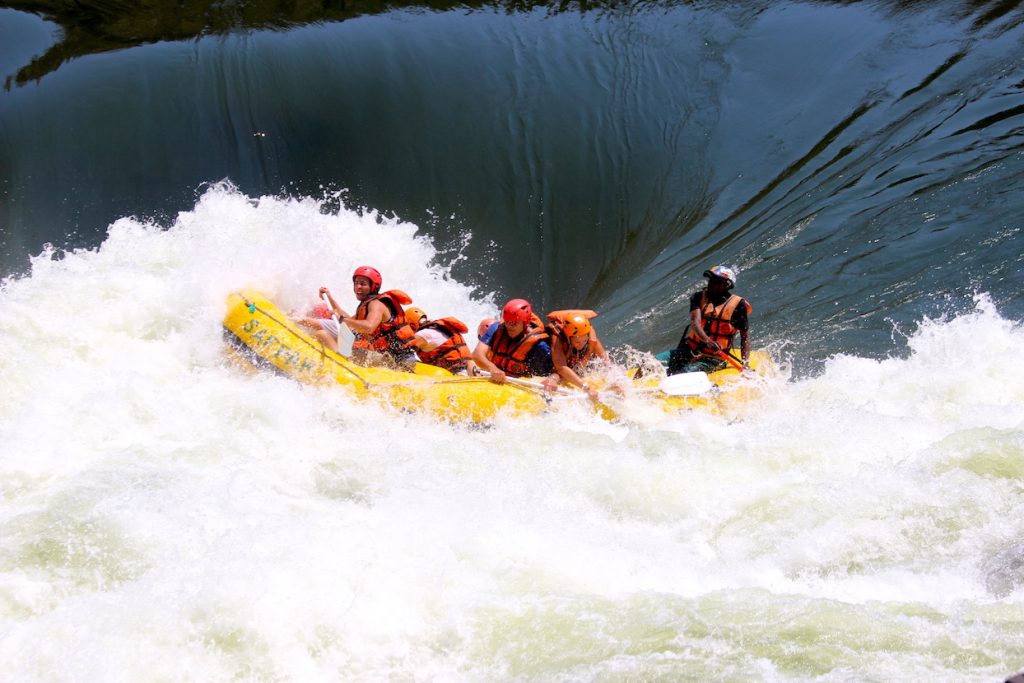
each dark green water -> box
[2,1,1022,364]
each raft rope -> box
[240,296,374,390]
[235,295,711,405]
[236,296,548,399]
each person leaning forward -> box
[473,298,553,383]
[541,310,615,401]
[404,306,479,376]
[302,265,418,371]
[667,265,751,375]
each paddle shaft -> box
[477,370,564,394]
[490,372,620,418]
[698,348,744,371]
[321,292,341,326]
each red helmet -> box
[502,298,533,323]
[352,266,382,291]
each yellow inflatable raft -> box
[222,291,771,422]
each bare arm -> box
[548,341,599,400]
[342,299,388,336]
[551,342,585,388]
[410,332,431,351]
[472,340,505,383]
[319,286,347,319]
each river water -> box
[1,1,1023,680]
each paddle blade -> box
[660,372,714,396]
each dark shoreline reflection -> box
[3,0,1020,88]
[3,0,648,88]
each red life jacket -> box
[351,289,417,356]
[487,321,548,377]
[416,317,472,373]
[685,292,752,352]
[546,309,598,372]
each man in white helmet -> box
[667,265,752,375]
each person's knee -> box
[667,348,690,375]
[682,357,726,374]
[313,330,337,349]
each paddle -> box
[476,370,551,391]
[712,349,745,371]
[523,376,619,421]
[658,371,714,396]
[477,371,618,420]
[477,371,580,398]
[321,292,340,325]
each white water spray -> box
[1,186,1022,682]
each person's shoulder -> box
[418,327,447,342]
[480,322,500,343]
[731,295,751,327]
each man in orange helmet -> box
[301,265,418,370]
[667,265,751,375]
[541,310,613,401]
[404,306,479,376]
[473,298,553,383]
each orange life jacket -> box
[351,289,417,356]
[562,339,594,371]
[685,292,752,352]
[416,317,472,373]
[487,321,549,377]
[546,309,598,372]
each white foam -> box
[1,185,1022,681]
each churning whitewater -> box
[1,186,1023,681]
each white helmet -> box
[703,265,737,288]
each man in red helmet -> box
[472,298,553,382]
[667,264,752,375]
[302,265,418,369]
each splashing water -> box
[1,186,1022,681]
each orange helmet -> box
[562,313,592,338]
[352,266,382,291]
[502,298,533,323]
[404,306,428,330]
